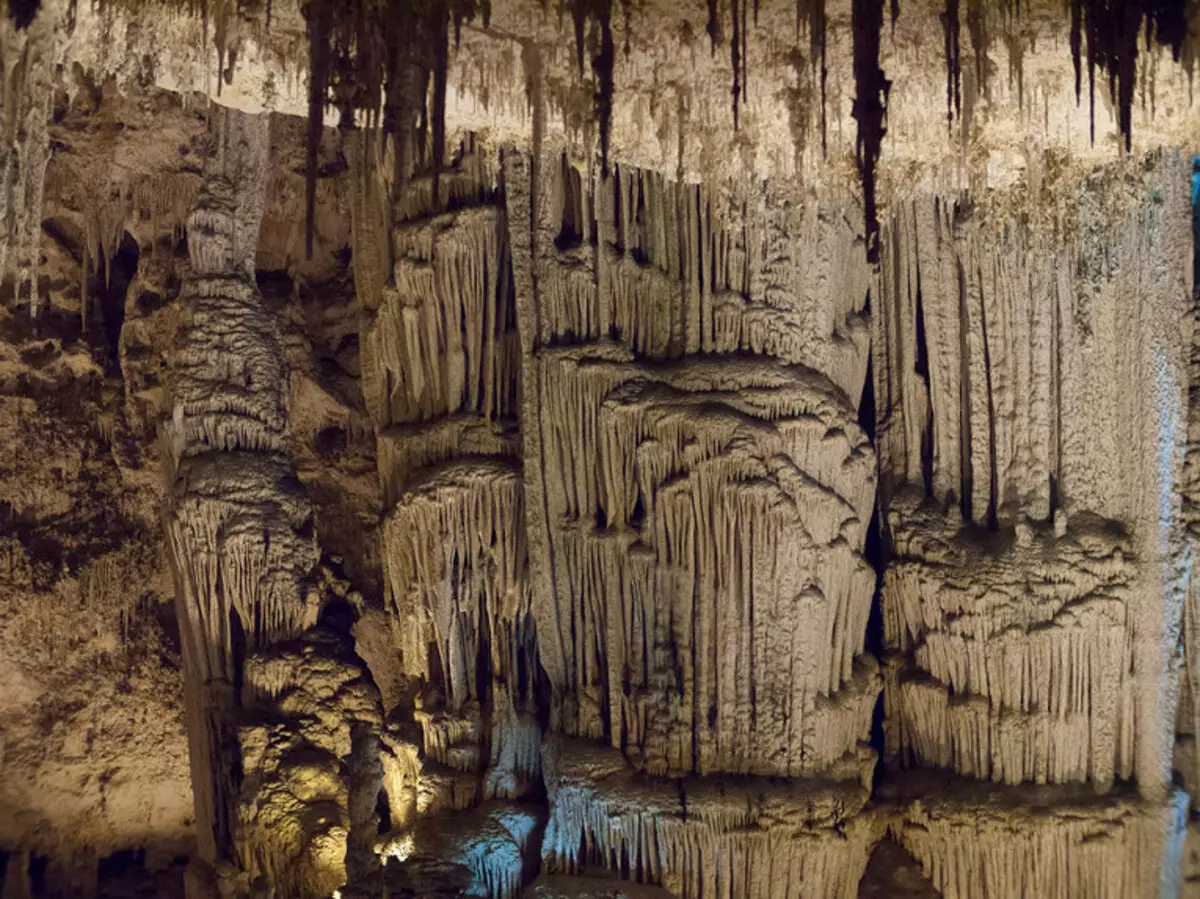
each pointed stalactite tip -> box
[731,0,742,129]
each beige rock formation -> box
[0,0,1197,898]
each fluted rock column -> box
[505,135,882,898]
[162,109,319,894]
[350,137,539,830]
[876,152,1194,898]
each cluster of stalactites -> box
[531,342,879,778]
[894,783,1189,899]
[352,140,540,870]
[363,801,536,899]
[873,157,1192,532]
[1067,0,1196,151]
[376,414,519,506]
[514,150,884,785]
[540,736,882,899]
[166,454,318,676]
[534,160,870,400]
[70,170,200,328]
[164,112,312,659]
[302,0,494,259]
[0,0,60,313]
[360,206,519,433]
[383,458,531,713]
[883,491,1138,790]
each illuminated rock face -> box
[873,152,1196,899]
[1,2,1199,898]
[503,150,882,896]
[235,626,383,898]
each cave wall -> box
[0,1,1198,898]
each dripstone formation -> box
[0,1,1197,898]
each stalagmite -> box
[162,108,323,895]
[235,627,383,898]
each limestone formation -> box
[236,626,382,898]
[1,1,1199,898]
[162,108,323,890]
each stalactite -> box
[851,0,889,265]
[303,0,331,260]
[731,0,742,128]
[1069,0,1194,151]
[431,5,450,212]
[941,0,962,127]
[7,1,41,30]
[966,0,989,99]
[1071,0,1084,102]
[594,0,614,177]
[0,0,58,313]
[798,0,829,157]
[894,776,1188,899]
[570,0,587,75]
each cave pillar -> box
[162,107,319,893]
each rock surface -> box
[0,1,1197,898]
